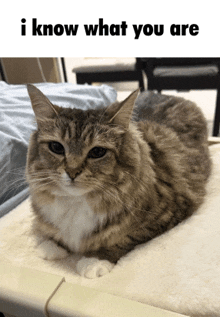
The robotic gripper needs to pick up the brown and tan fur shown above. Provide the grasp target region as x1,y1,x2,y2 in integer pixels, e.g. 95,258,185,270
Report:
26,85,211,275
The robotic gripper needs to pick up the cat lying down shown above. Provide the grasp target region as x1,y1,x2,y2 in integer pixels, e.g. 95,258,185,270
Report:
26,84,211,278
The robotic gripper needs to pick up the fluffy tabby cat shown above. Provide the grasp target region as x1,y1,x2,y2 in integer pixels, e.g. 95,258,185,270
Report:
26,84,211,278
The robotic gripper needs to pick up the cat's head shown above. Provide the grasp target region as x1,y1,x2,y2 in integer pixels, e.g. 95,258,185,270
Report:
26,84,141,198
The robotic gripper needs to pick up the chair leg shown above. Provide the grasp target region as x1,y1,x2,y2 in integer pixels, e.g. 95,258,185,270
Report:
138,71,144,91
212,89,220,136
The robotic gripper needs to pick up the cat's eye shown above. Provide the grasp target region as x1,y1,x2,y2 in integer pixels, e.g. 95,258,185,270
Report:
87,147,107,159
48,141,65,155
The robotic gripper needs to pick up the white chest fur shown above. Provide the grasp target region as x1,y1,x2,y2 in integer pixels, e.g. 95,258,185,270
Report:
41,195,103,252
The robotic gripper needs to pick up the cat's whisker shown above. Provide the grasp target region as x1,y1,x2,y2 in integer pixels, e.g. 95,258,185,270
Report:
123,170,150,190
6,166,26,172
28,178,56,192
1,178,28,204
5,170,26,176
105,179,153,217
3,175,27,189
28,174,54,183
88,181,141,221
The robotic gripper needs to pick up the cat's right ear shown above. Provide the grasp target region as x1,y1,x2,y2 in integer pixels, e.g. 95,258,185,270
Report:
108,89,139,129
27,84,60,125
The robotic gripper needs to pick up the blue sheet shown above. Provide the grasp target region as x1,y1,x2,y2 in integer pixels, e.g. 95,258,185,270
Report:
0,82,117,217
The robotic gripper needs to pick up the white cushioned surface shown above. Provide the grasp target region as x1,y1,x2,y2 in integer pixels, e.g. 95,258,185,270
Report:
0,144,220,317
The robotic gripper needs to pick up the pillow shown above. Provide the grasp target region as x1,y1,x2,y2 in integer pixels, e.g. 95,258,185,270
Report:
0,82,117,217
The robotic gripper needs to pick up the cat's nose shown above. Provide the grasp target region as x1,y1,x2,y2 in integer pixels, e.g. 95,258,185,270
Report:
65,167,82,180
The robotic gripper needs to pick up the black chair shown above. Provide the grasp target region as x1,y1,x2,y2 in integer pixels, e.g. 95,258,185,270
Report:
72,58,144,91
139,58,220,136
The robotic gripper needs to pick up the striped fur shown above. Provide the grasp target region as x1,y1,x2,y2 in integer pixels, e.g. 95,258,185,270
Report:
26,85,211,266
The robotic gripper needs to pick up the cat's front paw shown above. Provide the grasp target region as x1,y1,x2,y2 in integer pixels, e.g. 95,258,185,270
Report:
38,239,69,260
76,256,114,278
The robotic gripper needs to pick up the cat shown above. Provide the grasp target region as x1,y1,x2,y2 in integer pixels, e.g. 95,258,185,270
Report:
26,84,211,278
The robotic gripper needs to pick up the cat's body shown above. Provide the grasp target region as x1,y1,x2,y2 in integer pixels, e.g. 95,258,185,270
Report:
26,85,211,278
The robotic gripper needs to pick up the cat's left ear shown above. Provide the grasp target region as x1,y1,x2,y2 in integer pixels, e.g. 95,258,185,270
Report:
27,84,60,124
108,89,139,129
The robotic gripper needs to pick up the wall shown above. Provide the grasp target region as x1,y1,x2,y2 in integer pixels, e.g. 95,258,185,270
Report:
1,58,62,84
